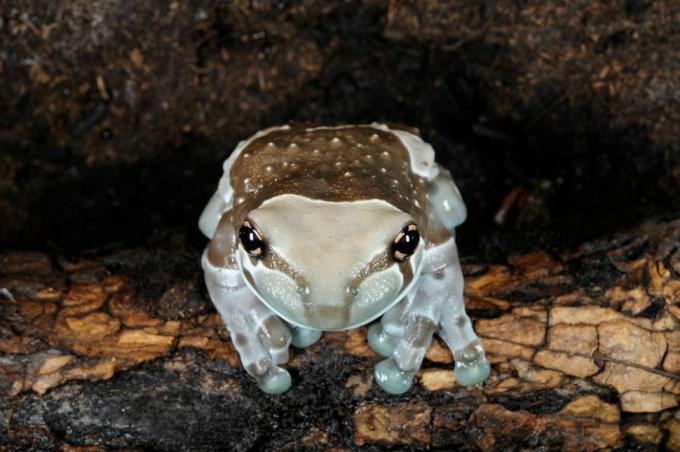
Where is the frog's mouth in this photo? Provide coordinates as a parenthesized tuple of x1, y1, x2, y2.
(237, 243, 425, 331)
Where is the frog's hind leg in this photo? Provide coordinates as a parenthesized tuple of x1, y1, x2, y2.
(204, 254, 293, 394)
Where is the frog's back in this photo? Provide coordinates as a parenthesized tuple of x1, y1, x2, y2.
(229, 126, 430, 228)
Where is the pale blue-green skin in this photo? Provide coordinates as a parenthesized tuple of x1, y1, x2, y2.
(369, 322, 490, 393)
(374, 358, 491, 393)
(259, 367, 292, 395)
(201, 140, 490, 395)
(257, 327, 321, 394)
(374, 358, 414, 395)
(291, 327, 322, 349)
(455, 358, 492, 387)
(367, 323, 398, 357)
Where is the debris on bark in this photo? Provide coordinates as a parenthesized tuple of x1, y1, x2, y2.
(1, 220, 678, 450)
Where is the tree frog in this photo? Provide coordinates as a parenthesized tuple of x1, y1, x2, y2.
(199, 124, 490, 394)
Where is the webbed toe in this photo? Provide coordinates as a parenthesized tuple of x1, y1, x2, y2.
(290, 327, 322, 348)
(367, 323, 399, 358)
(374, 358, 415, 395)
(258, 367, 292, 394)
(454, 356, 491, 386)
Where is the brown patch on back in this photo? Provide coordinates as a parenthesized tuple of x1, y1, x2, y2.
(229, 126, 428, 231)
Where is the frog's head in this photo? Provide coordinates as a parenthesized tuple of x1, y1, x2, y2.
(236, 194, 425, 331)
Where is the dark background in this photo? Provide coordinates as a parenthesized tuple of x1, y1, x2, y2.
(1, 0, 679, 258)
(2, 2, 680, 450)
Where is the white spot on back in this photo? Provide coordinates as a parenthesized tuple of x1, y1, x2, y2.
(217, 125, 292, 205)
(215, 123, 437, 214)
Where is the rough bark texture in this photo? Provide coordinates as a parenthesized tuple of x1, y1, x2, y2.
(1, 219, 679, 450)
(2, 0, 680, 450)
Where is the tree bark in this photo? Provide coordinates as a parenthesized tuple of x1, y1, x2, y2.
(2, 0, 679, 450)
(1, 219, 679, 450)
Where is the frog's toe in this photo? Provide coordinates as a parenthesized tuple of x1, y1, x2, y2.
(367, 323, 398, 358)
(374, 358, 415, 395)
(290, 327, 322, 348)
(454, 356, 491, 386)
(258, 367, 292, 395)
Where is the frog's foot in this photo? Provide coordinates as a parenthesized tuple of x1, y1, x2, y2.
(368, 296, 408, 358)
(373, 314, 436, 395)
(290, 326, 322, 348)
(374, 358, 416, 395)
(207, 282, 294, 394)
(232, 331, 291, 394)
(367, 323, 399, 357)
(452, 340, 491, 386)
(232, 315, 293, 394)
(439, 311, 491, 388)
(256, 366, 292, 395)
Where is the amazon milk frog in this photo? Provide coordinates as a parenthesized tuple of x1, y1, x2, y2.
(199, 124, 490, 394)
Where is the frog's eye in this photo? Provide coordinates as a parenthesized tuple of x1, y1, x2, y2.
(239, 220, 266, 258)
(392, 224, 420, 262)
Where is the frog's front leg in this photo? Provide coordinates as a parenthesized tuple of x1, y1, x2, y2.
(431, 242, 491, 386)
(202, 251, 293, 394)
(371, 287, 438, 394)
(371, 238, 490, 394)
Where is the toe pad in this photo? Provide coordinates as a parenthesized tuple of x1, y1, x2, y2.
(367, 323, 399, 358)
(258, 367, 292, 394)
(374, 359, 415, 395)
(454, 357, 491, 386)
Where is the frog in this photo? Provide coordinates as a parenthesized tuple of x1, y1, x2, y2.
(199, 123, 490, 395)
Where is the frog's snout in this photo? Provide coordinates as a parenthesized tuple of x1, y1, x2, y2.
(244, 263, 406, 331)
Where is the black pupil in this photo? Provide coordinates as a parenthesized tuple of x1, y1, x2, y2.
(239, 224, 265, 254)
(393, 228, 419, 257)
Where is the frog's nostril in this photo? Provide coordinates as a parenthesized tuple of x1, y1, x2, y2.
(346, 286, 359, 297)
(296, 285, 309, 295)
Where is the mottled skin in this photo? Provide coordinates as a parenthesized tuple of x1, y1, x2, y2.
(199, 124, 490, 394)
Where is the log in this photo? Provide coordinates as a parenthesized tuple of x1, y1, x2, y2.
(2, 0, 679, 449)
(1, 219, 679, 450)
